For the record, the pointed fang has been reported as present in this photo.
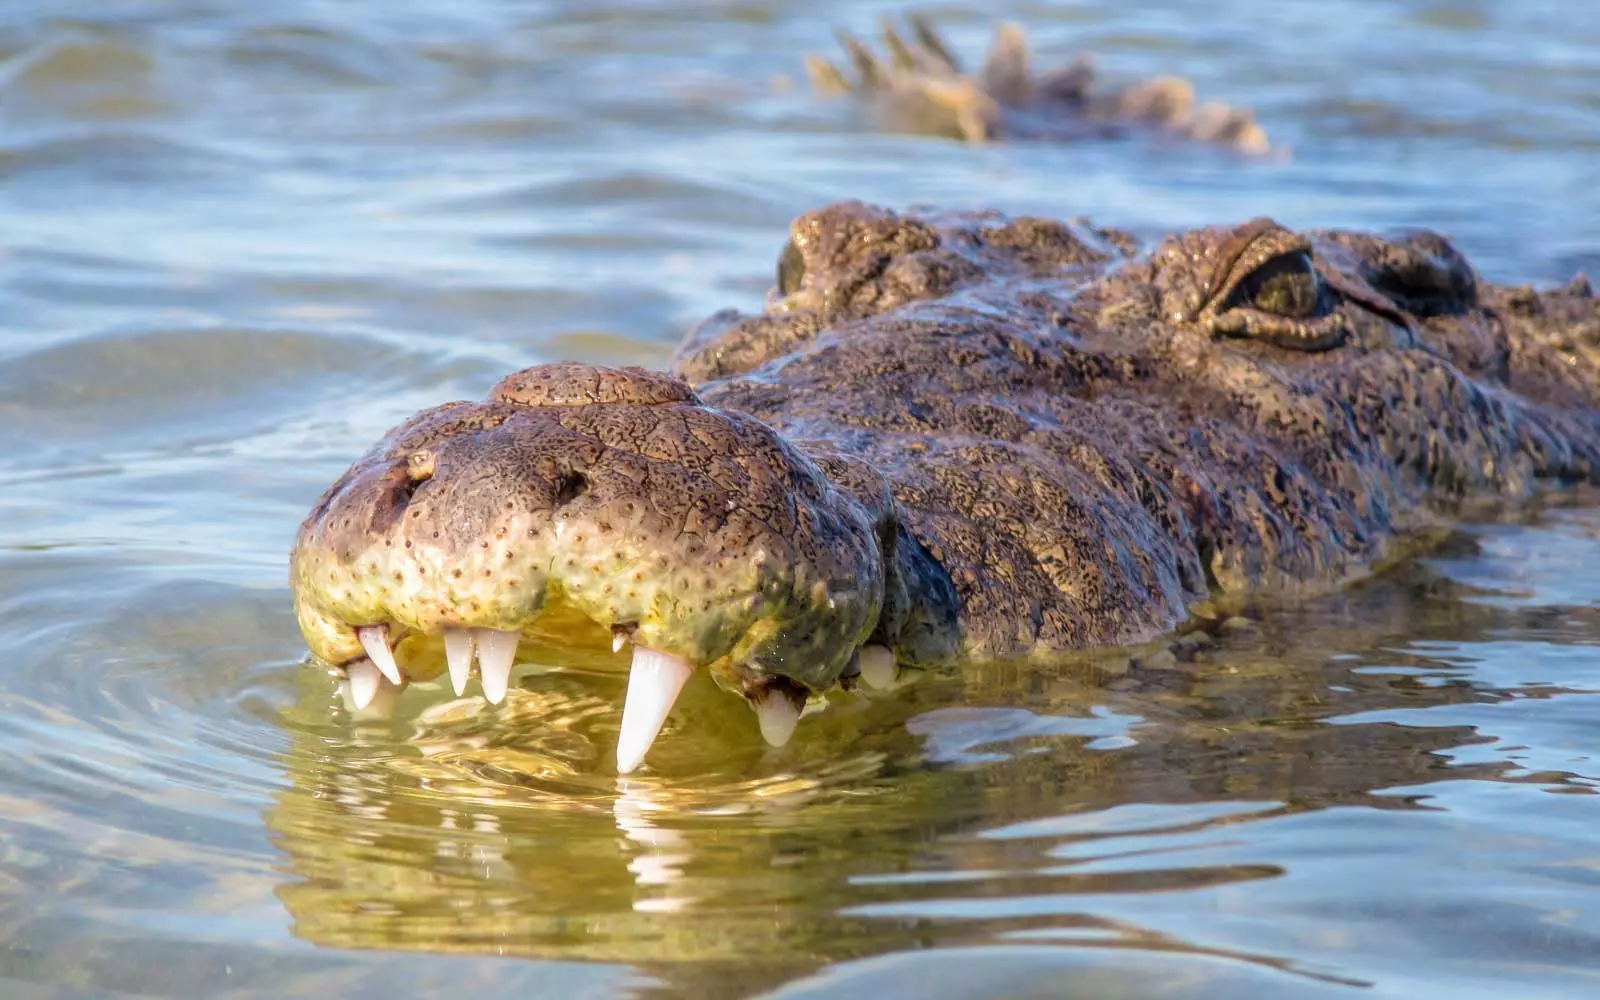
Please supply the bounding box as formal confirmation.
[444,628,475,696]
[753,692,802,748]
[346,659,382,710]
[474,628,519,705]
[616,646,695,775]
[859,644,896,690]
[357,625,402,685]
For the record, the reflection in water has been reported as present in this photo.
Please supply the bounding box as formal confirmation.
[264,528,1599,997]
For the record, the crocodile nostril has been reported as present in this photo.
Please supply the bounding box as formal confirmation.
[405,450,435,482]
[370,457,432,533]
[553,470,589,507]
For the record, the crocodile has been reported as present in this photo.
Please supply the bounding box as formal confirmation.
[289,199,1600,773]
[804,15,1271,153]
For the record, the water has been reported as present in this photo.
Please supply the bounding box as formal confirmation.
[2,1,1598,997]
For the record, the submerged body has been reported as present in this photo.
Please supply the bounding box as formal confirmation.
[291,201,1600,770]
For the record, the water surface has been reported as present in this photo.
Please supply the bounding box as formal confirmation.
[2,1,1598,997]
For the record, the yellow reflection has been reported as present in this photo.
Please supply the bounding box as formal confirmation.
[268,567,1544,992]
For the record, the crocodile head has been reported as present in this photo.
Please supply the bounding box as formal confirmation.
[293,200,1600,774]
[290,363,890,771]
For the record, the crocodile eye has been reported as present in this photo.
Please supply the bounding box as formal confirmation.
[776,238,806,297]
[1233,251,1320,318]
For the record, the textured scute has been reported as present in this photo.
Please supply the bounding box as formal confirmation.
[489,361,698,407]
[1494,275,1600,408]
[673,200,1124,382]
[293,199,1600,683]
[688,200,1600,661]
[804,16,1272,154]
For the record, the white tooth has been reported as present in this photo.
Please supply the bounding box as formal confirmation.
[612,631,628,653]
[859,644,896,690]
[344,676,401,720]
[346,659,382,710]
[616,646,694,775]
[474,628,519,705]
[444,628,475,696]
[753,692,802,747]
[357,625,403,685]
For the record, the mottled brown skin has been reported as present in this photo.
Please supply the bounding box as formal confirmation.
[291,200,1600,705]
[805,16,1270,154]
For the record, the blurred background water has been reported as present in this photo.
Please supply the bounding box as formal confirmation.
[1,1,1598,998]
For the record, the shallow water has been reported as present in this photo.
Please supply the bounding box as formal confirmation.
[2,1,1599,997]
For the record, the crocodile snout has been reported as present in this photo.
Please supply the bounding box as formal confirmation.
[290,363,888,772]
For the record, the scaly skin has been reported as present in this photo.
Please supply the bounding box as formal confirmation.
[290,200,1600,724]
[805,15,1271,153]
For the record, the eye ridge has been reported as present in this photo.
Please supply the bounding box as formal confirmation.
[1228,250,1323,319]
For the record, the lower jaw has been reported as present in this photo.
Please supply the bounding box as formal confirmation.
[329,620,900,774]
